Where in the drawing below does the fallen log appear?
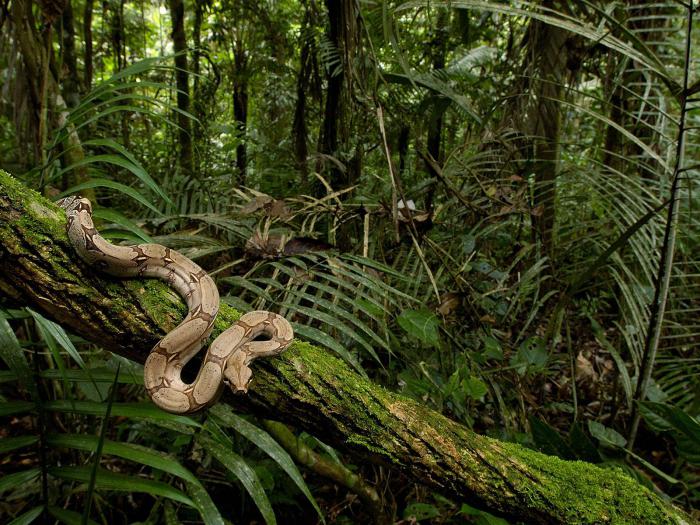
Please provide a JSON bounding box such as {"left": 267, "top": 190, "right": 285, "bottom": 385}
{"left": 0, "top": 170, "right": 692, "bottom": 525}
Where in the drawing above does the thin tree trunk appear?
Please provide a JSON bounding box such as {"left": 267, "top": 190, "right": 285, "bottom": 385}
{"left": 292, "top": 5, "right": 314, "bottom": 180}
{"left": 83, "top": 0, "right": 94, "bottom": 91}
{"left": 317, "top": 0, "right": 346, "bottom": 192}
{"left": 424, "top": 9, "right": 449, "bottom": 212}
{"left": 397, "top": 125, "right": 409, "bottom": 177}
{"left": 190, "top": 0, "right": 204, "bottom": 174}
{"left": 0, "top": 169, "right": 692, "bottom": 525}
{"left": 233, "top": 35, "right": 248, "bottom": 185}
{"left": 168, "top": 0, "right": 194, "bottom": 176}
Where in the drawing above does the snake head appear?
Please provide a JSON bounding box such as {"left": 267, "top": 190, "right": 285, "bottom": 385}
{"left": 57, "top": 195, "right": 92, "bottom": 215}
{"left": 223, "top": 352, "right": 253, "bottom": 394}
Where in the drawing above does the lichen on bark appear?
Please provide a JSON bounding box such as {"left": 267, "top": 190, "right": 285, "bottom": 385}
{"left": 0, "top": 170, "right": 693, "bottom": 525}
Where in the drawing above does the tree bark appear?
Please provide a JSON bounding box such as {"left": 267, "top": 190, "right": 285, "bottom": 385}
{"left": 292, "top": 4, "right": 314, "bottom": 180}
{"left": 83, "top": 0, "right": 94, "bottom": 92}
{"left": 60, "top": 0, "right": 80, "bottom": 109}
{"left": 525, "top": 7, "right": 570, "bottom": 257}
{"left": 317, "top": 0, "right": 357, "bottom": 193}
{"left": 232, "top": 35, "right": 248, "bottom": 185}
{"left": 168, "top": 0, "right": 194, "bottom": 176}
{"left": 11, "top": 0, "right": 93, "bottom": 200}
{"left": 0, "top": 171, "right": 692, "bottom": 525}
{"left": 424, "top": 8, "right": 449, "bottom": 212}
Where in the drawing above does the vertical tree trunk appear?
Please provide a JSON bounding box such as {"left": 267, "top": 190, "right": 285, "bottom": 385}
{"left": 168, "top": 0, "right": 194, "bottom": 176}
{"left": 60, "top": 0, "right": 80, "bottom": 108}
{"left": 397, "top": 125, "right": 410, "bottom": 177}
{"left": 424, "top": 8, "right": 449, "bottom": 212}
{"left": 602, "top": 50, "right": 624, "bottom": 173}
{"left": 527, "top": 9, "right": 569, "bottom": 257}
{"left": 292, "top": 3, "right": 316, "bottom": 181}
{"left": 83, "top": 0, "right": 94, "bottom": 92}
{"left": 191, "top": 0, "right": 205, "bottom": 174}
{"left": 192, "top": 0, "right": 203, "bottom": 85}
{"left": 11, "top": 0, "right": 93, "bottom": 199}
{"left": 602, "top": 1, "right": 672, "bottom": 181}
{"left": 233, "top": 35, "right": 248, "bottom": 185}
{"left": 318, "top": 0, "right": 344, "bottom": 192}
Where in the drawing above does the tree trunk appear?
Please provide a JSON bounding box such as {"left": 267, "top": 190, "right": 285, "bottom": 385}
{"left": 168, "top": 0, "right": 194, "bottom": 176}
{"left": 83, "top": 0, "right": 94, "bottom": 92}
{"left": 60, "top": 0, "right": 80, "bottom": 108}
{"left": 233, "top": 35, "right": 248, "bottom": 185}
{"left": 292, "top": 4, "right": 314, "bottom": 180}
{"left": 11, "top": 0, "right": 93, "bottom": 200}
{"left": 317, "top": 0, "right": 356, "bottom": 193}
{"left": 526, "top": 9, "right": 569, "bottom": 257}
{"left": 603, "top": 0, "right": 672, "bottom": 181}
{"left": 0, "top": 170, "right": 691, "bottom": 525}
{"left": 424, "top": 8, "right": 449, "bottom": 212}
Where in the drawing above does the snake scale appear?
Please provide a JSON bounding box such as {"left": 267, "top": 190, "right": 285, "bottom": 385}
{"left": 58, "top": 196, "right": 294, "bottom": 414}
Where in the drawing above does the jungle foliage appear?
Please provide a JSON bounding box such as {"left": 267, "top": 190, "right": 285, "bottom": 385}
{"left": 0, "top": 0, "right": 699, "bottom": 523}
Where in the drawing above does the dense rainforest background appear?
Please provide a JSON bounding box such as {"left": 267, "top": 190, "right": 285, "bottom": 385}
{"left": 0, "top": 0, "right": 699, "bottom": 523}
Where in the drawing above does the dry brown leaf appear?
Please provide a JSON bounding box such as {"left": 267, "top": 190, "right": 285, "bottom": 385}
{"left": 576, "top": 352, "right": 598, "bottom": 383}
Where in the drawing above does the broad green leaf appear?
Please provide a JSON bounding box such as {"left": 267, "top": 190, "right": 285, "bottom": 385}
{"left": 0, "top": 311, "right": 33, "bottom": 390}
{"left": 403, "top": 502, "right": 440, "bottom": 521}
{"left": 47, "top": 434, "right": 198, "bottom": 484}
{"left": 0, "top": 469, "right": 40, "bottom": 493}
{"left": 56, "top": 154, "right": 170, "bottom": 205}
{"left": 8, "top": 506, "right": 43, "bottom": 525}
{"left": 639, "top": 402, "right": 700, "bottom": 464}
{"left": 462, "top": 376, "right": 488, "bottom": 400}
{"left": 0, "top": 436, "right": 38, "bottom": 454}
{"left": 80, "top": 138, "right": 172, "bottom": 205}
{"left": 481, "top": 336, "right": 503, "bottom": 361}
{"left": 92, "top": 208, "right": 153, "bottom": 243}
{"left": 397, "top": 308, "right": 440, "bottom": 347}
{"left": 49, "top": 466, "right": 195, "bottom": 507}
{"left": 28, "top": 309, "right": 86, "bottom": 369}
{"left": 210, "top": 405, "right": 323, "bottom": 520}
{"left": 57, "top": 178, "right": 161, "bottom": 214}
{"left": 510, "top": 337, "right": 548, "bottom": 375}
{"left": 44, "top": 400, "right": 201, "bottom": 428}
{"left": 40, "top": 368, "right": 143, "bottom": 384}
{"left": 48, "top": 506, "right": 99, "bottom": 525}
{"left": 0, "top": 401, "right": 35, "bottom": 416}
{"left": 198, "top": 435, "right": 276, "bottom": 525}
{"left": 185, "top": 482, "right": 225, "bottom": 525}
{"left": 83, "top": 365, "right": 120, "bottom": 525}
{"left": 588, "top": 421, "right": 627, "bottom": 449}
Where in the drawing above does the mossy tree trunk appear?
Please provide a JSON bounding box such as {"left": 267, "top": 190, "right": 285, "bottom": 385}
{"left": 0, "top": 171, "right": 692, "bottom": 525}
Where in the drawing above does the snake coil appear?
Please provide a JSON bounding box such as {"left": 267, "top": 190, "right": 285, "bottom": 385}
{"left": 59, "top": 196, "right": 294, "bottom": 414}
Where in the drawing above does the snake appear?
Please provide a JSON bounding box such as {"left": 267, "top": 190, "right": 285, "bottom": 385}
{"left": 58, "top": 196, "right": 294, "bottom": 414}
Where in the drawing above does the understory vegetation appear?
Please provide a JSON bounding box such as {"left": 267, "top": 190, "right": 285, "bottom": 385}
{"left": 0, "top": 0, "right": 699, "bottom": 523}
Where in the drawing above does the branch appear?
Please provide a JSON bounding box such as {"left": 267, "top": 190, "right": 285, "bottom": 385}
{"left": 0, "top": 171, "right": 692, "bottom": 525}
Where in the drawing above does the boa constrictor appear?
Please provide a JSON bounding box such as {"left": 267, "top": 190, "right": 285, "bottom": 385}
{"left": 58, "top": 196, "right": 294, "bottom": 414}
